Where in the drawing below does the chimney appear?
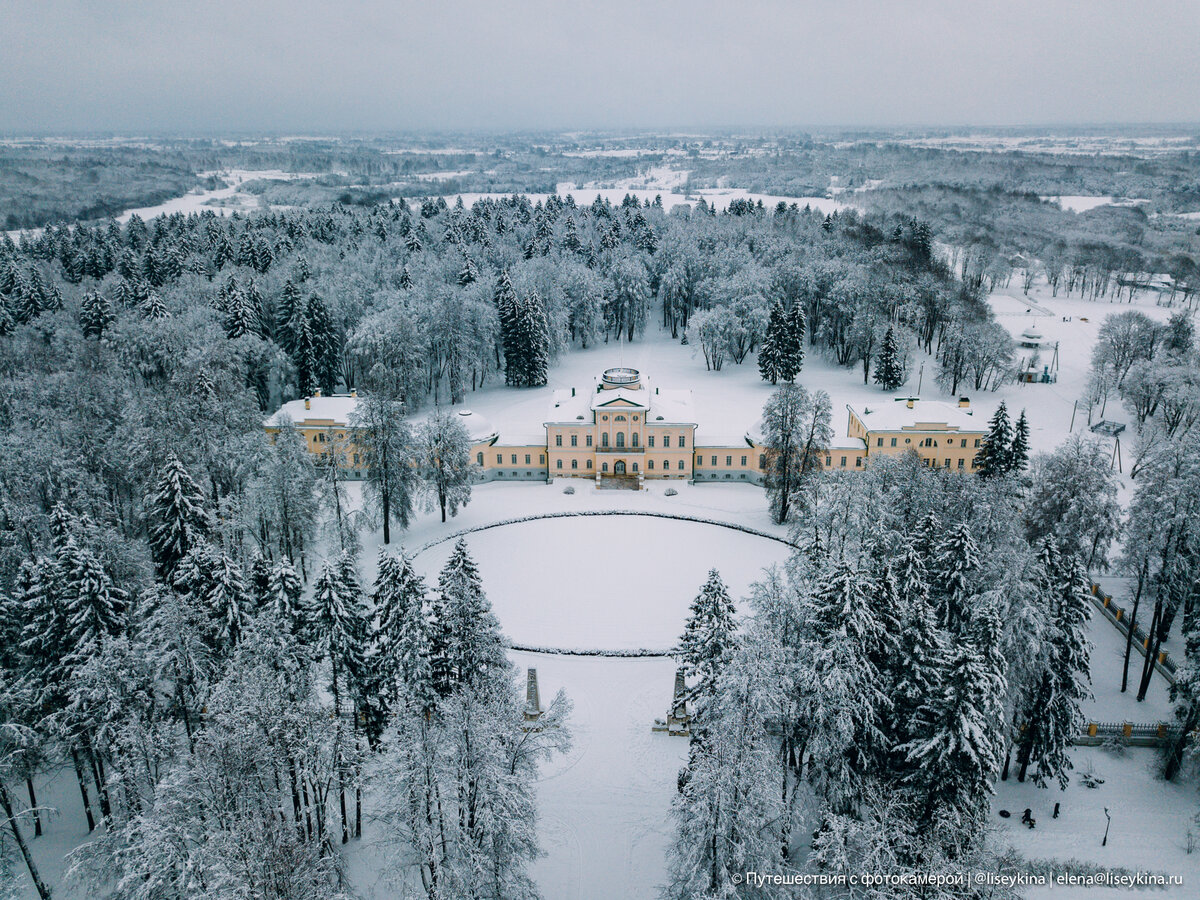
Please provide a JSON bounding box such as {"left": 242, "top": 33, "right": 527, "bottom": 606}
{"left": 958, "top": 396, "right": 970, "bottom": 408}
{"left": 906, "top": 398, "right": 914, "bottom": 409}
{"left": 304, "top": 397, "right": 311, "bottom": 410}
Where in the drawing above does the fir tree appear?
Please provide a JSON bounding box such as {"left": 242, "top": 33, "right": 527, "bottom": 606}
{"left": 61, "top": 545, "right": 127, "bottom": 655}
{"left": 780, "top": 301, "right": 806, "bottom": 382}
{"left": 1009, "top": 409, "right": 1030, "bottom": 474}
{"left": 757, "top": 299, "right": 787, "bottom": 384}
{"left": 437, "top": 539, "right": 507, "bottom": 691}
{"left": 872, "top": 326, "right": 905, "bottom": 390}
{"left": 901, "top": 638, "right": 1003, "bottom": 841}
{"left": 147, "top": 454, "right": 211, "bottom": 580}
{"left": 931, "top": 522, "right": 980, "bottom": 633}
{"left": 79, "top": 289, "right": 114, "bottom": 338}
{"left": 973, "top": 401, "right": 1012, "bottom": 477}
{"left": 674, "top": 569, "right": 738, "bottom": 711}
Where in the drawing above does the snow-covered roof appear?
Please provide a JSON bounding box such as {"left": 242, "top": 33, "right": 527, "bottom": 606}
{"left": 451, "top": 408, "right": 499, "bottom": 443}
{"left": 546, "top": 379, "right": 697, "bottom": 426}
{"left": 830, "top": 436, "right": 868, "bottom": 451}
{"left": 265, "top": 394, "right": 359, "bottom": 427}
{"left": 591, "top": 387, "right": 649, "bottom": 411}
{"left": 849, "top": 400, "right": 982, "bottom": 432}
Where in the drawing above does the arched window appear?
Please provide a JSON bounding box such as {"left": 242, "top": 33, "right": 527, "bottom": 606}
{"left": 677, "top": 460, "right": 685, "bottom": 470}
{"left": 648, "top": 459, "right": 655, "bottom": 470}
{"left": 632, "top": 432, "right": 639, "bottom": 447}
{"left": 477, "top": 452, "right": 483, "bottom": 465}
{"left": 602, "top": 433, "right": 609, "bottom": 448}
{"left": 616, "top": 432, "right": 625, "bottom": 448}
{"left": 571, "top": 459, "right": 578, "bottom": 469}
{"left": 614, "top": 415, "right": 627, "bottom": 422}
{"left": 602, "top": 462, "right": 609, "bottom": 472}
{"left": 632, "top": 462, "right": 639, "bottom": 473}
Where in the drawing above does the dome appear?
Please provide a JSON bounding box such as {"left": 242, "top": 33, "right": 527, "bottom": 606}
{"left": 455, "top": 408, "right": 499, "bottom": 443}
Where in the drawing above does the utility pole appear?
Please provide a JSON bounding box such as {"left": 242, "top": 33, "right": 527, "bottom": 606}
{"left": 917, "top": 361, "right": 924, "bottom": 396}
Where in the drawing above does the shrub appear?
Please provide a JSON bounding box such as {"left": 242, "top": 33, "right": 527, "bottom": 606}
{"left": 664, "top": 487, "right": 678, "bottom": 497}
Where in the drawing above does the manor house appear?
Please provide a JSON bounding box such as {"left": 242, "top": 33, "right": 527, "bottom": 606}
{"left": 264, "top": 367, "right": 988, "bottom": 487}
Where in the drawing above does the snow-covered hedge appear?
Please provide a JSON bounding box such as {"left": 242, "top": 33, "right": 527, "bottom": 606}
{"left": 507, "top": 643, "right": 671, "bottom": 658}
{"left": 411, "top": 509, "right": 797, "bottom": 560}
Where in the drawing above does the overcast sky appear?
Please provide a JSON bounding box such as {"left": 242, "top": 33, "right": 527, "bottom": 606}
{"left": 2, "top": 0, "right": 1199, "bottom": 134}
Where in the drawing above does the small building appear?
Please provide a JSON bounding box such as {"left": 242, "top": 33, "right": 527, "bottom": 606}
{"left": 264, "top": 390, "right": 366, "bottom": 477}
{"left": 846, "top": 397, "right": 987, "bottom": 472}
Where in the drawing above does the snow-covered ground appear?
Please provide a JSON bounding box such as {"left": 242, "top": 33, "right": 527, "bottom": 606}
{"left": 993, "top": 747, "right": 1198, "bottom": 900}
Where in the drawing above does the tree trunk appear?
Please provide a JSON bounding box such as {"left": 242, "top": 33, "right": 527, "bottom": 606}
{"left": 1121, "top": 567, "right": 1146, "bottom": 693}
{"left": 26, "top": 777, "right": 42, "bottom": 837}
{"left": 0, "top": 782, "right": 52, "bottom": 899}
{"left": 70, "top": 748, "right": 95, "bottom": 832}
{"left": 381, "top": 483, "right": 391, "bottom": 545}
{"left": 1136, "top": 601, "right": 1163, "bottom": 702}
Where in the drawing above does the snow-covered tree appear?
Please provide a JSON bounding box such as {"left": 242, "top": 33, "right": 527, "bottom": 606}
{"left": 762, "top": 383, "right": 832, "bottom": 524}
{"left": 1025, "top": 434, "right": 1121, "bottom": 571}
{"left": 147, "top": 453, "right": 211, "bottom": 579}
{"left": 416, "top": 409, "right": 474, "bottom": 522}
{"left": 973, "top": 401, "right": 1012, "bottom": 477}
{"left": 351, "top": 394, "right": 418, "bottom": 545}
{"left": 674, "top": 569, "right": 738, "bottom": 713}
{"left": 435, "top": 539, "right": 507, "bottom": 693}
{"left": 873, "top": 325, "right": 905, "bottom": 390}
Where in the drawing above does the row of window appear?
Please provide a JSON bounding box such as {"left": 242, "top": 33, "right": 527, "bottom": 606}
{"left": 874, "top": 435, "right": 982, "bottom": 449}
{"left": 550, "top": 458, "right": 689, "bottom": 471}
{"left": 694, "top": 454, "right": 765, "bottom": 468}
{"left": 477, "top": 452, "right": 549, "bottom": 466}
{"left": 554, "top": 432, "right": 688, "bottom": 448}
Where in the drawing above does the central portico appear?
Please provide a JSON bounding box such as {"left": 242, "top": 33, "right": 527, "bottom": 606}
{"left": 544, "top": 367, "right": 699, "bottom": 484}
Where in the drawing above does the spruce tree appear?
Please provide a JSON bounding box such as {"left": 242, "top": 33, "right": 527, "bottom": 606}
{"left": 758, "top": 299, "right": 787, "bottom": 384}
{"left": 779, "top": 302, "right": 806, "bottom": 382}
{"left": 79, "top": 289, "right": 114, "bottom": 338}
{"left": 437, "top": 539, "right": 506, "bottom": 690}
{"left": 973, "top": 401, "right": 1012, "bottom": 477}
{"left": 930, "top": 523, "right": 980, "bottom": 633}
{"left": 147, "top": 454, "right": 211, "bottom": 580}
{"left": 61, "top": 545, "right": 127, "bottom": 654}
{"left": 674, "top": 569, "right": 738, "bottom": 711}
{"left": 872, "top": 325, "right": 905, "bottom": 390}
{"left": 1009, "top": 409, "right": 1030, "bottom": 474}
{"left": 901, "top": 639, "right": 1003, "bottom": 839}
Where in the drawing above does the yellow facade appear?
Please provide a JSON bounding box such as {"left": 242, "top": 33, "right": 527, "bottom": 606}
{"left": 846, "top": 398, "right": 986, "bottom": 473}
{"left": 264, "top": 378, "right": 998, "bottom": 489}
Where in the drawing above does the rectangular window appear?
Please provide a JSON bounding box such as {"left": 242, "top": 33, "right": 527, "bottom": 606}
{"left": 678, "top": 436, "right": 685, "bottom": 448}
{"left": 586, "top": 460, "right": 592, "bottom": 468}
{"left": 890, "top": 437, "right": 897, "bottom": 447}
{"left": 555, "top": 434, "right": 562, "bottom": 446}
{"left": 958, "top": 458, "right": 965, "bottom": 468}
{"left": 497, "top": 453, "right": 503, "bottom": 464}
{"left": 586, "top": 435, "right": 593, "bottom": 447}
{"left": 525, "top": 454, "right": 531, "bottom": 465}
{"left": 540, "top": 454, "right": 545, "bottom": 464}
{"left": 570, "top": 434, "right": 577, "bottom": 447}
{"left": 840, "top": 456, "right": 847, "bottom": 467}
{"left": 876, "top": 437, "right": 883, "bottom": 447}
{"left": 741, "top": 455, "right": 747, "bottom": 466}
{"left": 511, "top": 454, "right": 517, "bottom": 464}
{"left": 556, "top": 460, "right": 562, "bottom": 469}
{"left": 974, "top": 439, "right": 981, "bottom": 447}
{"left": 856, "top": 456, "right": 862, "bottom": 467}
{"left": 648, "top": 435, "right": 655, "bottom": 447}
{"left": 726, "top": 456, "right": 732, "bottom": 466}
{"left": 944, "top": 459, "right": 951, "bottom": 467}
{"left": 825, "top": 456, "right": 831, "bottom": 467}
{"left": 960, "top": 439, "right": 967, "bottom": 448}
{"left": 711, "top": 456, "right": 717, "bottom": 465}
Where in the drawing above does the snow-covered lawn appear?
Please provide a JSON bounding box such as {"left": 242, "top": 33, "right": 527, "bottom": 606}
{"left": 993, "top": 747, "right": 1198, "bottom": 899}
{"left": 409, "top": 514, "right": 789, "bottom": 651}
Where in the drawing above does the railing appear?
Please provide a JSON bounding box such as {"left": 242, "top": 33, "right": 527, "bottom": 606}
{"left": 1089, "top": 582, "right": 1177, "bottom": 684}
{"left": 1075, "top": 721, "right": 1186, "bottom": 748}
{"left": 595, "top": 446, "right": 644, "bottom": 453}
